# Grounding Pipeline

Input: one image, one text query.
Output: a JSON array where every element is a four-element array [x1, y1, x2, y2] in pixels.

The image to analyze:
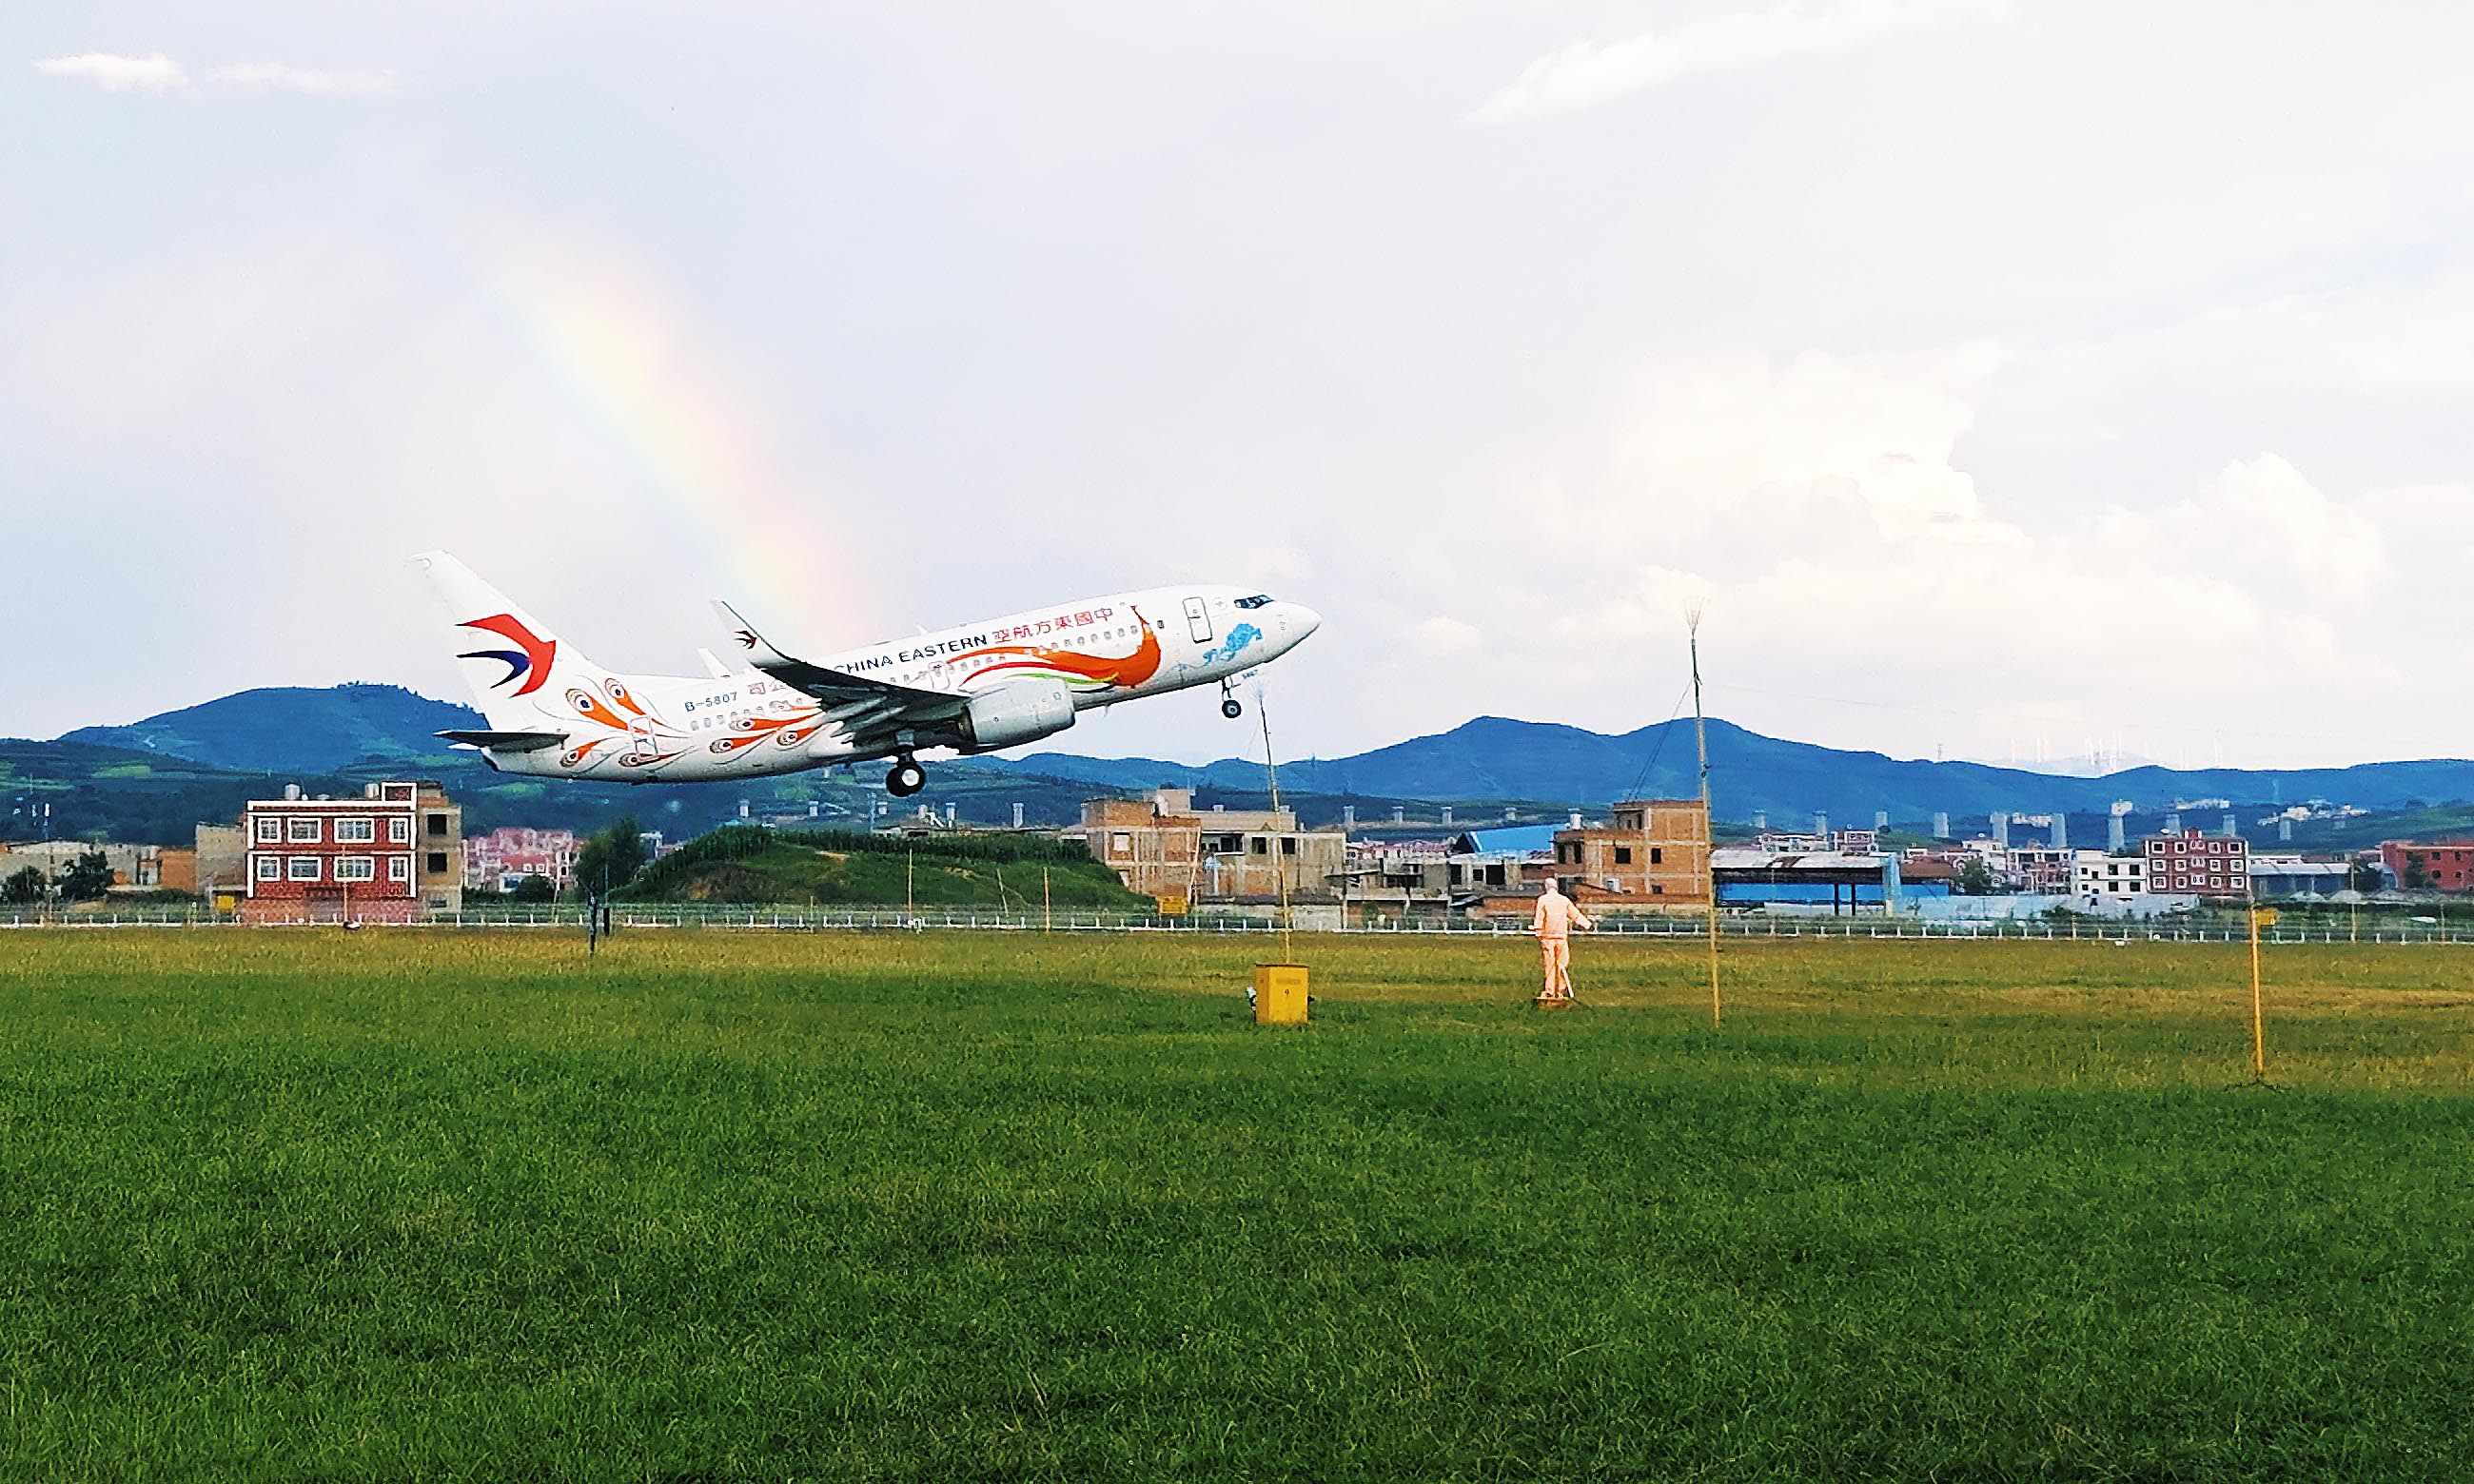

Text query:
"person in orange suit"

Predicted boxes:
[[1532, 878, 1594, 1000]]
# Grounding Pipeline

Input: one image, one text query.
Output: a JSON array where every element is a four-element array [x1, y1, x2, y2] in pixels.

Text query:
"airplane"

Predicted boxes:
[[412, 551, 1322, 795]]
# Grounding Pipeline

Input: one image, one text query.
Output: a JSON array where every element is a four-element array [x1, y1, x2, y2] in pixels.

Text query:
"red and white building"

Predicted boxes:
[[465, 827, 579, 892], [2380, 840, 2474, 893], [242, 781, 462, 923], [2143, 829, 2249, 898]]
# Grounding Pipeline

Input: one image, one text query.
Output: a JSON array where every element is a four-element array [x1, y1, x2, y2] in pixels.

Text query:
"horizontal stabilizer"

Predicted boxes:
[[436, 729, 569, 753]]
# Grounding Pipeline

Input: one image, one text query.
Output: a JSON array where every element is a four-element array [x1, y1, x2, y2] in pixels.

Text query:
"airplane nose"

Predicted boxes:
[[1289, 604, 1323, 640]]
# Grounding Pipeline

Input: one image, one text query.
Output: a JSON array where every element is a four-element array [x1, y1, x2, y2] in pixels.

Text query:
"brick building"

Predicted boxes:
[[2001, 843, 2076, 892], [2380, 840, 2474, 893], [0, 840, 163, 888], [2072, 851, 2148, 901], [242, 781, 462, 923], [1549, 799, 1711, 909], [1073, 788, 1345, 903], [465, 827, 580, 892], [193, 824, 248, 908], [2143, 829, 2249, 898]]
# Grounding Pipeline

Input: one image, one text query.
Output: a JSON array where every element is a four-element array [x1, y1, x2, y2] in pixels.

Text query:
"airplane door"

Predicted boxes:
[[625, 715, 662, 763], [1184, 596, 1213, 644]]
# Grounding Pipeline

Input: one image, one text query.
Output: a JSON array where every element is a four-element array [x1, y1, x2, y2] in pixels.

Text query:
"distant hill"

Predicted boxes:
[[20, 687, 2474, 848], [63, 685, 482, 775], [991, 715, 2474, 820]]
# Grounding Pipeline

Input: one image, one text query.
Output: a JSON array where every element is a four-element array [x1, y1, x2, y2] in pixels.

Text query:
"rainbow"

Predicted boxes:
[[473, 223, 879, 639]]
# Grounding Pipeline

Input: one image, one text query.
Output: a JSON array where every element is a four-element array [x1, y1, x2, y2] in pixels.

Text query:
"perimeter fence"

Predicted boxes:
[[7, 905, 2474, 946]]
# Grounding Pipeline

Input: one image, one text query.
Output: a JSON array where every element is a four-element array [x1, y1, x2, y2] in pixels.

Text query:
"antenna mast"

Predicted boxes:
[[1688, 604, 1720, 1030]]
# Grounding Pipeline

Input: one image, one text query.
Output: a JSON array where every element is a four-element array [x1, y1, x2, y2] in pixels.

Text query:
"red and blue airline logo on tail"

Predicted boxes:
[[458, 614, 558, 696]]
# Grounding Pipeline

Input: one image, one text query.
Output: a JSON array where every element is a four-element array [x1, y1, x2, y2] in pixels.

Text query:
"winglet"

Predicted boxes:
[[712, 599, 800, 671]]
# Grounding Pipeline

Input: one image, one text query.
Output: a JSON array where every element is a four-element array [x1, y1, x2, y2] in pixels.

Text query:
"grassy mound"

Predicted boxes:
[[614, 826, 1149, 908]]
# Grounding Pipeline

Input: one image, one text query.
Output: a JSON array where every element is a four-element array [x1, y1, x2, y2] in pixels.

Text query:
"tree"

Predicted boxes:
[[2351, 859, 2386, 894], [56, 849, 114, 903], [508, 873, 557, 904], [1955, 856, 1995, 896], [574, 815, 650, 895], [1, 866, 44, 905], [2404, 854, 2432, 891]]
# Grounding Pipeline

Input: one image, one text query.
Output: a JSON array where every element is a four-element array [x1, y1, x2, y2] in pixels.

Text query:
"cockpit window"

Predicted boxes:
[[1233, 595, 1273, 610]]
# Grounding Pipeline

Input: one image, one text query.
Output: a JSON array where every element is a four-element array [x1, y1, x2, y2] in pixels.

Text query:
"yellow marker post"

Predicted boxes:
[[1255, 964, 1310, 1025], [1249, 684, 1308, 1025]]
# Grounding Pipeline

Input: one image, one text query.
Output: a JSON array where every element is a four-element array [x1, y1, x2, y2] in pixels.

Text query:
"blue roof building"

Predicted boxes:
[[1450, 824, 1561, 857]]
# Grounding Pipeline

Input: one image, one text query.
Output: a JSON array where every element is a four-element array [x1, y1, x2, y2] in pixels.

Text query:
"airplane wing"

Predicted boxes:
[[437, 729, 568, 753], [712, 600, 972, 753]]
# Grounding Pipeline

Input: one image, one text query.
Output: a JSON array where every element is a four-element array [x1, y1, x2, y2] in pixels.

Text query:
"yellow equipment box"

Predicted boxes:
[[1254, 964, 1309, 1025]]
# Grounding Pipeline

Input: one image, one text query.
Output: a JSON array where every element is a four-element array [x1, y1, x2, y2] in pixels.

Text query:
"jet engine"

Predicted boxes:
[[961, 678, 1076, 752]]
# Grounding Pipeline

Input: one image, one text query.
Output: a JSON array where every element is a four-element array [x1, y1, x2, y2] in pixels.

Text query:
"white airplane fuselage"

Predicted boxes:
[[421, 558, 1320, 791]]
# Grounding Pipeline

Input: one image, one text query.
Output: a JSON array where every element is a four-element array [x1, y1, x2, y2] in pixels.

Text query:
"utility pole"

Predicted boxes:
[[1689, 605, 1720, 1030], [1258, 686, 1292, 964], [2247, 874, 2268, 1081]]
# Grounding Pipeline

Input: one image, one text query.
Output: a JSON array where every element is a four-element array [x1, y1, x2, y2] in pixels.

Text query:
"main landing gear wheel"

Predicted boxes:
[[886, 757, 927, 797]]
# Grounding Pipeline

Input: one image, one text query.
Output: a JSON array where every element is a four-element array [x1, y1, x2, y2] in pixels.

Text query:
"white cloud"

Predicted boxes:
[[31, 53, 395, 98], [1411, 615, 1483, 654], [1473, 0, 2006, 122], [2097, 454, 2387, 604], [1363, 331, 2452, 766], [33, 53, 189, 92], [206, 63, 397, 97], [1561, 344, 2022, 552]]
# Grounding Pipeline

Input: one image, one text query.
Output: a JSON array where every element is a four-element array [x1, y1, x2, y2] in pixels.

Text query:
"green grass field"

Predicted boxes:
[[3, 930, 2470, 1481]]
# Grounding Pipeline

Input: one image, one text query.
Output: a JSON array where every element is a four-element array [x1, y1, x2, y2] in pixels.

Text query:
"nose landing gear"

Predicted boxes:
[[1220, 680, 1244, 720], [886, 754, 926, 797]]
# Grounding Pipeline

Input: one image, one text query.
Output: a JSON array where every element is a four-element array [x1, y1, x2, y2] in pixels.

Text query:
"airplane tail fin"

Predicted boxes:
[[411, 551, 618, 734]]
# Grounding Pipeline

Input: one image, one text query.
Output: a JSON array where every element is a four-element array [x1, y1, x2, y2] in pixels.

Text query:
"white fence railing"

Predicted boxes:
[[5, 907, 2472, 946]]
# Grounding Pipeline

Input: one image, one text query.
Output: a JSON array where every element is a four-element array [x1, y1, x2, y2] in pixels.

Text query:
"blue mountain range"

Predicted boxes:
[[41, 687, 2474, 821]]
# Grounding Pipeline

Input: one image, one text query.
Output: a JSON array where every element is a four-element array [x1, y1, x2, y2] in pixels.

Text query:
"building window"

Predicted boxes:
[[388, 817, 409, 844], [1615, 847, 1633, 866], [254, 855, 281, 881], [426, 813, 450, 838], [1650, 848, 1664, 866], [336, 857, 376, 883], [337, 818, 375, 844], [388, 857, 410, 882], [288, 857, 322, 881], [1282, 837, 1298, 855], [288, 817, 322, 843], [1110, 831, 1132, 857], [425, 852, 449, 874], [255, 816, 283, 843], [1251, 838, 1267, 855]]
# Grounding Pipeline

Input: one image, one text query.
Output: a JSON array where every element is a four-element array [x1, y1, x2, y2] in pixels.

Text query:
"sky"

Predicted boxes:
[[8, 1, 2473, 771]]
